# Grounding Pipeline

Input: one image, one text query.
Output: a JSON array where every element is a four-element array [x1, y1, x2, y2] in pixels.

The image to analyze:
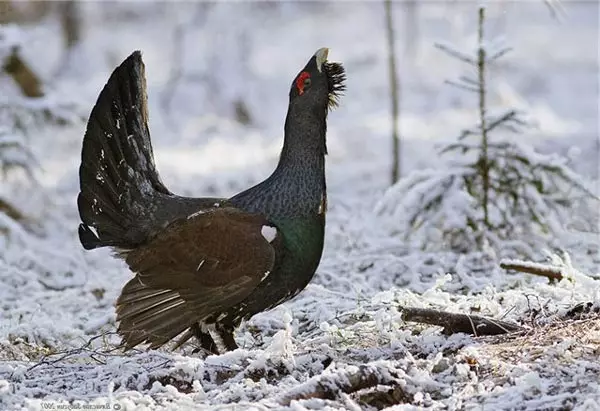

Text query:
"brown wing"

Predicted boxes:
[[115, 206, 278, 349]]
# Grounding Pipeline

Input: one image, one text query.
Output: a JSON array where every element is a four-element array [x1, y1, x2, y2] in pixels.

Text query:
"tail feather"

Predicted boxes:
[[78, 181, 126, 228], [116, 277, 197, 349], [78, 51, 171, 250], [80, 137, 125, 204]]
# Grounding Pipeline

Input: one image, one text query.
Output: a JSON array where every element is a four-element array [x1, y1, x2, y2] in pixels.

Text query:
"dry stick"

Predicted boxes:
[[399, 306, 523, 336], [499, 261, 563, 282], [279, 364, 392, 406]]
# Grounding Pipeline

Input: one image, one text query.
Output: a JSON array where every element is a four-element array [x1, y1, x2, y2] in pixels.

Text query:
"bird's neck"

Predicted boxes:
[[230, 109, 327, 219], [279, 107, 328, 161]]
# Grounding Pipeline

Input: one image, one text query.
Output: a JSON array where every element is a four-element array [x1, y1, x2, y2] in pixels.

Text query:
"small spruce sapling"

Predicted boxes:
[[376, 5, 597, 256]]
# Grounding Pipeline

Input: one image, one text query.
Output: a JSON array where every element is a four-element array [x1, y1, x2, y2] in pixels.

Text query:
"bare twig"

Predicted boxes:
[[488, 46, 513, 62], [399, 306, 523, 336], [25, 332, 120, 374], [485, 110, 520, 135], [455, 110, 523, 142], [500, 260, 564, 282], [434, 43, 476, 65], [444, 79, 478, 93]]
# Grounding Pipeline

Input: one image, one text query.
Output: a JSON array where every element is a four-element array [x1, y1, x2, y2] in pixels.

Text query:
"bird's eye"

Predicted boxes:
[[296, 71, 311, 95]]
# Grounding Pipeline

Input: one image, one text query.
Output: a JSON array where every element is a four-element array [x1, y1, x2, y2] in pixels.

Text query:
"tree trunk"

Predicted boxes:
[[384, 0, 401, 184]]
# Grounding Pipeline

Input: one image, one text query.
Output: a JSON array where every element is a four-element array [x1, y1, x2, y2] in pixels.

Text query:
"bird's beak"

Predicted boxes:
[[315, 47, 329, 73]]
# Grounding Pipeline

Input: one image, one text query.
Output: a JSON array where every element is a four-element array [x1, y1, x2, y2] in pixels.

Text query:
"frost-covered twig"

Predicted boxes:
[[500, 259, 564, 282], [399, 306, 523, 336], [278, 364, 394, 405], [25, 332, 122, 374], [434, 42, 475, 65]]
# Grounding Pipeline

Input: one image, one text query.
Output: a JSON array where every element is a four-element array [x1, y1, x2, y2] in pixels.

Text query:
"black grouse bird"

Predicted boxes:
[[77, 48, 345, 354]]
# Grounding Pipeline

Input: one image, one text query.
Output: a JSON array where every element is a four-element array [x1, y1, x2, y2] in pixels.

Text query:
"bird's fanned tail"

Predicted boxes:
[[77, 51, 171, 250]]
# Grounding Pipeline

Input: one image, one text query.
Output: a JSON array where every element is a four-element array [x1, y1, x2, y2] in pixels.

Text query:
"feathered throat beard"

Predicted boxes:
[[324, 62, 346, 110]]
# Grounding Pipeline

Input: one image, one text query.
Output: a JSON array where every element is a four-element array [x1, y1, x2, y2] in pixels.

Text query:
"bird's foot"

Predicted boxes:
[[216, 323, 239, 352], [192, 323, 221, 355]]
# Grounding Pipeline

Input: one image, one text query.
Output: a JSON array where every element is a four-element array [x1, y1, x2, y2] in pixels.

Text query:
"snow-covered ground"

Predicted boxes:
[[0, 2, 599, 410]]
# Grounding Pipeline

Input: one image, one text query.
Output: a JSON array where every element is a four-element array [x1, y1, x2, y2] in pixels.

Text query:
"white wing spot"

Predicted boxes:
[[196, 260, 205, 271], [318, 192, 327, 215], [261, 225, 277, 243], [261, 271, 270, 281]]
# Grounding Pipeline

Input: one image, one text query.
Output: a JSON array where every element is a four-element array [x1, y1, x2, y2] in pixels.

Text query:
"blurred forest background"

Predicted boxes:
[[0, 1, 599, 409], [1, 0, 597, 265]]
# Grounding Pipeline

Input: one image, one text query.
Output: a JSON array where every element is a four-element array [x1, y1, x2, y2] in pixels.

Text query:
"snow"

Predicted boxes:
[[0, 1, 599, 410]]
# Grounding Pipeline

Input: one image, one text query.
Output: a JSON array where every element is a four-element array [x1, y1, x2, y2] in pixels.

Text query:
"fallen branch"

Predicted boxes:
[[278, 364, 393, 405], [500, 259, 563, 282], [399, 306, 523, 336]]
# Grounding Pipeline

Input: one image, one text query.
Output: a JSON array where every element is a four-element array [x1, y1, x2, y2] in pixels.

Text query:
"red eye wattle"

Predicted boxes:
[[296, 71, 311, 95]]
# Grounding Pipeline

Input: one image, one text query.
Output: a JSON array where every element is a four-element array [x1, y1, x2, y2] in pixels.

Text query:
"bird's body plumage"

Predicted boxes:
[[77, 49, 345, 353]]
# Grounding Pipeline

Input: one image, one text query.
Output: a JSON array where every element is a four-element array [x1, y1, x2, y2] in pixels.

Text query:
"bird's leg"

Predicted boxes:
[[191, 323, 220, 355], [215, 322, 238, 352]]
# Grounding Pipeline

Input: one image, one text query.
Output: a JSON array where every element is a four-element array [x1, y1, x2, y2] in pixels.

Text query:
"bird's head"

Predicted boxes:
[[288, 48, 346, 113]]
